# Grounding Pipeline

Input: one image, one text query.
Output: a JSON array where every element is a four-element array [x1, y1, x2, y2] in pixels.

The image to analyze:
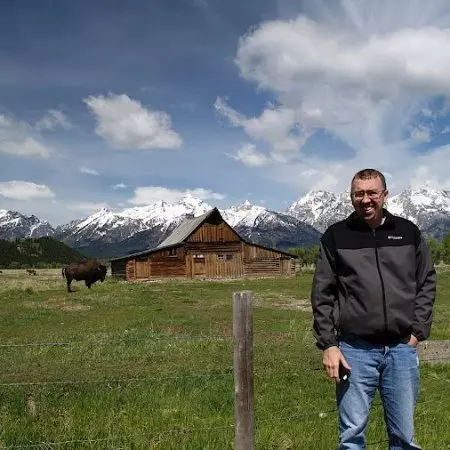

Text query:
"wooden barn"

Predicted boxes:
[[110, 207, 297, 281]]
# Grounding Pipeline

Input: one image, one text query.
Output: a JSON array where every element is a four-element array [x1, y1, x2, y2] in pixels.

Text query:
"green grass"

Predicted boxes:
[[0, 269, 449, 448]]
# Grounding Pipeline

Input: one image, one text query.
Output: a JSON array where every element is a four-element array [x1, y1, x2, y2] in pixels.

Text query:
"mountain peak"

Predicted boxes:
[[0, 209, 55, 239]]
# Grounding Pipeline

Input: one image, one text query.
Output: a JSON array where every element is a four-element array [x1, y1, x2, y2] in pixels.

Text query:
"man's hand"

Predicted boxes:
[[323, 346, 351, 383], [407, 334, 419, 347]]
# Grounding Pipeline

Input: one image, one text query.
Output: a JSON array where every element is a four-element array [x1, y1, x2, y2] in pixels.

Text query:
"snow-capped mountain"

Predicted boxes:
[[387, 188, 450, 227], [286, 187, 450, 239], [0, 209, 55, 240], [286, 190, 354, 232], [55, 195, 213, 252], [387, 188, 450, 240], [2, 186, 450, 258], [221, 200, 321, 251]]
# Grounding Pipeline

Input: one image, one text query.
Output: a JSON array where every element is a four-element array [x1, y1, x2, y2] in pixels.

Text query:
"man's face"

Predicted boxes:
[[350, 176, 387, 222]]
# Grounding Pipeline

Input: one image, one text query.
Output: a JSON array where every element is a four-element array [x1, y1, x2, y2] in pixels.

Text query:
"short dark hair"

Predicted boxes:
[[351, 169, 387, 190]]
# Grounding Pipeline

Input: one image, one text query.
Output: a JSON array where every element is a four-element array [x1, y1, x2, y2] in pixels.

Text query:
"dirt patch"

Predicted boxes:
[[24, 299, 91, 312], [273, 299, 312, 312], [161, 326, 187, 335]]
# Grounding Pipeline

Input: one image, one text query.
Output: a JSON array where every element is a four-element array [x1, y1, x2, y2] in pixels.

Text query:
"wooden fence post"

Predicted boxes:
[[233, 291, 254, 450]]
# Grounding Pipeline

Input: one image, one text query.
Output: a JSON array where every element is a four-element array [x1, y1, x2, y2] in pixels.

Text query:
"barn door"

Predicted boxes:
[[191, 254, 206, 278], [135, 258, 150, 279]]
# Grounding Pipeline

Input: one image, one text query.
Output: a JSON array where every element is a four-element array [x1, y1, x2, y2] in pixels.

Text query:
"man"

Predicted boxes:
[[311, 169, 436, 449]]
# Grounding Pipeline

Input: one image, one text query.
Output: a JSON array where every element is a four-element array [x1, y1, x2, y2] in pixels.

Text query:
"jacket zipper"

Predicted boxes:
[[373, 229, 388, 333]]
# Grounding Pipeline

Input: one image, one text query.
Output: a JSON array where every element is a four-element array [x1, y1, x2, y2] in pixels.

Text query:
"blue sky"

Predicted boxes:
[[2, 0, 450, 225]]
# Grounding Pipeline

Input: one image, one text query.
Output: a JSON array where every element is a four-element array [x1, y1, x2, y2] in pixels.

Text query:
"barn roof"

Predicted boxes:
[[156, 209, 213, 249], [109, 207, 298, 261]]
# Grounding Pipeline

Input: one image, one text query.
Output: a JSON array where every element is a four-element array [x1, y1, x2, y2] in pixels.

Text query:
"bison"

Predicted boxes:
[[26, 269, 37, 276], [62, 260, 107, 293]]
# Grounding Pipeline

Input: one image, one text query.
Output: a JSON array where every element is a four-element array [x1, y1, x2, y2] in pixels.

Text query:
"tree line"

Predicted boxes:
[[0, 237, 87, 269], [289, 232, 450, 267]]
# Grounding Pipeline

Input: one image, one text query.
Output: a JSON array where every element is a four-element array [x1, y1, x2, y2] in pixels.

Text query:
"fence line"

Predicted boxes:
[[1, 321, 449, 349], [2, 356, 450, 388]]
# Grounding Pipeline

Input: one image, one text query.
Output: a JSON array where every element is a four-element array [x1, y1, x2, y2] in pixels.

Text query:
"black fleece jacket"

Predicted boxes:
[[310, 209, 436, 350]]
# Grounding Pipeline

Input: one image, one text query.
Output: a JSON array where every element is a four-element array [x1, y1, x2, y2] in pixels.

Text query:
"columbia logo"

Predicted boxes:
[[388, 236, 403, 240]]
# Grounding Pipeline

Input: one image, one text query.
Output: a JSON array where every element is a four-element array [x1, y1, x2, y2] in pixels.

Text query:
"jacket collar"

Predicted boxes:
[[345, 208, 396, 231]]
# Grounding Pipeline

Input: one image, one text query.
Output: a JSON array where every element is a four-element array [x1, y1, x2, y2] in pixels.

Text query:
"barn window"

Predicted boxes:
[[168, 248, 177, 257], [217, 254, 233, 261], [193, 254, 205, 260]]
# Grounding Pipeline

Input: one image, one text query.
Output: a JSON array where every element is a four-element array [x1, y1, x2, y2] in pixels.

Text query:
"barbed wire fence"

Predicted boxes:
[[0, 291, 449, 449]]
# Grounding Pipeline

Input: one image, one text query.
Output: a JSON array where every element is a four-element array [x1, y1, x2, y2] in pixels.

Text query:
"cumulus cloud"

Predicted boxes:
[[79, 166, 100, 176], [220, 1, 450, 191], [236, 17, 450, 97], [128, 186, 225, 205], [215, 98, 309, 161], [84, 93, 182, 150], [0, 181, 55, 200], [0, 114, 53, 158], [227, 143, 269, 167], [35, 109, 73, 131]]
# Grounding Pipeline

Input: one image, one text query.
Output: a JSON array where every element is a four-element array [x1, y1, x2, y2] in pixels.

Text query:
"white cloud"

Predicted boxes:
[[0, 114, 53, 158], [0, 137, 53, 158], [0, 181, 55, 200], [215, 98, 310, 161], [218, 3, 450, 192], [112, 183, 127, 190], [79, 166, 100, 176], [236, 17, 450, 97], [227, 143, 269, 167], [35, 110, 73, 131], [84, 93, 182, 150], [128, 186, 225, 205], [442, 126, 450, 134]]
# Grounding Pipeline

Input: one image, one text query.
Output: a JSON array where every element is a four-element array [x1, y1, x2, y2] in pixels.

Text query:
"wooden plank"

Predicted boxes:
[[417, 340, 450, 364], [188, 221, 241, 243], [233, 291, 254, 450]]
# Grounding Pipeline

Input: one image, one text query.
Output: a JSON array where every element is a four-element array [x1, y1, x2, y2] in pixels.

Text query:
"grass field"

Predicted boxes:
[[0, 268, 449, 449]]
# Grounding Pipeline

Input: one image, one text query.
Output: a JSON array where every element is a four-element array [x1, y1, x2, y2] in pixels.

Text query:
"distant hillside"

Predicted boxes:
[[0, 237, 87, 269]]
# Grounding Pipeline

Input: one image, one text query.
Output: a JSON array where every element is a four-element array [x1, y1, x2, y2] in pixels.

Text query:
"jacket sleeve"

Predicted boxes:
[[311, 232, 339, 350], [412, 232, 437, 341]]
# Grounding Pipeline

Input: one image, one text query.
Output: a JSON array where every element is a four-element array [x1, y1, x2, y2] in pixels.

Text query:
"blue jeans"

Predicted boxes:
[[337, 334, 421, 450]]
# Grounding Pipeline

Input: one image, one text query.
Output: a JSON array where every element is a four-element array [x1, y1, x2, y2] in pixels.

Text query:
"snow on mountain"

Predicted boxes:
[[220, 200, 268, 228], [3, 186, 450, 257], [120, 195, 212, 227], [0, 209, 55, 240], [56, 195, 214, 248], [286, 187, 450, 237], [219, 200, 321, 251], [387, 188, 450, 228], [286, 190, 353, 232]]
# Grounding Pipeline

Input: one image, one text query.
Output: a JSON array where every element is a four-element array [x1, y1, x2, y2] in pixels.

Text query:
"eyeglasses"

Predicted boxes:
[[351, 190, 385, 200]]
